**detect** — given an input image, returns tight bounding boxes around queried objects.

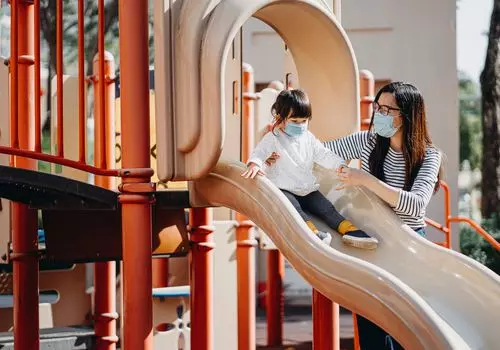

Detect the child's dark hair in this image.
[271,89,312,130]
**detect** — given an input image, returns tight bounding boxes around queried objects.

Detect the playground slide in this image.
[190,161,500,350]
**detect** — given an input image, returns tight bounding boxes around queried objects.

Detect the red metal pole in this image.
[313,290,339,350]
[118,0,153,348]
[353,313,361,350]
[442,182,452,249]
[34,0,41,153]
[56,0,64,157]
[190,208,215,350]
[77,0,86,163]
[11,1,39,348]
[152,258,169,288]
[359,70,374,131]
[236,63,257,350]
[266,250,284,346]
[93,52,118,350]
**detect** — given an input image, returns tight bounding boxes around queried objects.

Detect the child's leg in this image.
[301,191,378,250]
[281,190,330,241]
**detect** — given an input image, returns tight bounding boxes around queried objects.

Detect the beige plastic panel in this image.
[214,29,242,221]
[50,75,89,182]
[155,0,356,181]
[254,87,279,142]
[153,295,190,350]
[213,221,238,349]
[0,64,10,262]
[154,0,223,181]
[254,2,359,141]
[191,161,500,349]
[153,0,175,181]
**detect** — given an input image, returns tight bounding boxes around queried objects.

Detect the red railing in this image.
[425,181,500,251]
[1,0,130,177]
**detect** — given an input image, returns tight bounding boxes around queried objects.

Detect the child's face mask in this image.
[284,119,308,137]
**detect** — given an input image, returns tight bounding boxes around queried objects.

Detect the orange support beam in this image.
[11,1,40,348]
[359,70,375,131]
[190,208,215,350]
[118,0,154,348]
[152,259,169,288]
[93,52,118,350]
[236,63,257,350]
[266,250,284,346]
[313,290,340,350]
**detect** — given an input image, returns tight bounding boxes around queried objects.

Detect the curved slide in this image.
[190,161,500,349]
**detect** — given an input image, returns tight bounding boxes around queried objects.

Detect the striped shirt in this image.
[324,131,442,229]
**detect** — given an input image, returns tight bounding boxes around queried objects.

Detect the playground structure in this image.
[0,0,499,349]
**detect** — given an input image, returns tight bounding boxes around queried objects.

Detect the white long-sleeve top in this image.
[247,129,345,196]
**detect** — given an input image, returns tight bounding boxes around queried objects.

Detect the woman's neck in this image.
[390,131,403,152]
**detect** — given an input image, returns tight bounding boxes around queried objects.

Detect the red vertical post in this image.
[11,1,39,348]
[359,70,375,131]
[152,259,169,288]
[190,208,215,350]
[266,250,284,346]
[313,290,339,350]
[93,52,118,350]
[236,63,257,350]
[118,0,153,348]
[353,312,361,350]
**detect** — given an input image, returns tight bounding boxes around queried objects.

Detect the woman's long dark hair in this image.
[368,82,442,192]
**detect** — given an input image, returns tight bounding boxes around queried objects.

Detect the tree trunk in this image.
[480,0,500,219]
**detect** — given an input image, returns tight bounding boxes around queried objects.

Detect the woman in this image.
[266,82,442,349]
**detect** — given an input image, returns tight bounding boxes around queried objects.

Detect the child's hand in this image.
[241,163,265,179]
[336,167,367,190]
[336,163,347,175]
[265,152,280,166]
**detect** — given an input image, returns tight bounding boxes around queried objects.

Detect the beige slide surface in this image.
[190,161,500,350]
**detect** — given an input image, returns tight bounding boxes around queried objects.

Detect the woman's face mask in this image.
[284,119,308,137]
[373,112,401,138]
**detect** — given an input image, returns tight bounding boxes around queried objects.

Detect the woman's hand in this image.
[265,152,280,166]
[241,162,265,179]
[336,166,368,190]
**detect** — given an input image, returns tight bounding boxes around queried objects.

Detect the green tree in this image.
[460,217,500,274]
[459,72,482,170]
[480,0,500,219]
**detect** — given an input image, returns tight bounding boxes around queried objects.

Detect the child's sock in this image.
[306,220,331,242]
[337,220,359,235]
[306,220,320,234]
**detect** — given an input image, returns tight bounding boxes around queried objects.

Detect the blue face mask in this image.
[284,121,308,137]
[373,112,401,138]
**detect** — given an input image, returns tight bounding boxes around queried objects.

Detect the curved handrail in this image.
[425,180,499,252]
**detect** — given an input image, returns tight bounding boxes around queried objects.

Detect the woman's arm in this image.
[323,131,370,161]
[338,150,442,213]
[312,135,346,170]
[265,131,370,166]
[393,151,442,216]
[337,168,400,206]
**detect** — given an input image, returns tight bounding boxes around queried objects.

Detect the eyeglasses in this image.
[373,102,400,116]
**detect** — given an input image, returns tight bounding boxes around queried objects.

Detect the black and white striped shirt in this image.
[324,131,442,229]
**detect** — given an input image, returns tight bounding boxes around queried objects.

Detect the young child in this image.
[241,89,378,250]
